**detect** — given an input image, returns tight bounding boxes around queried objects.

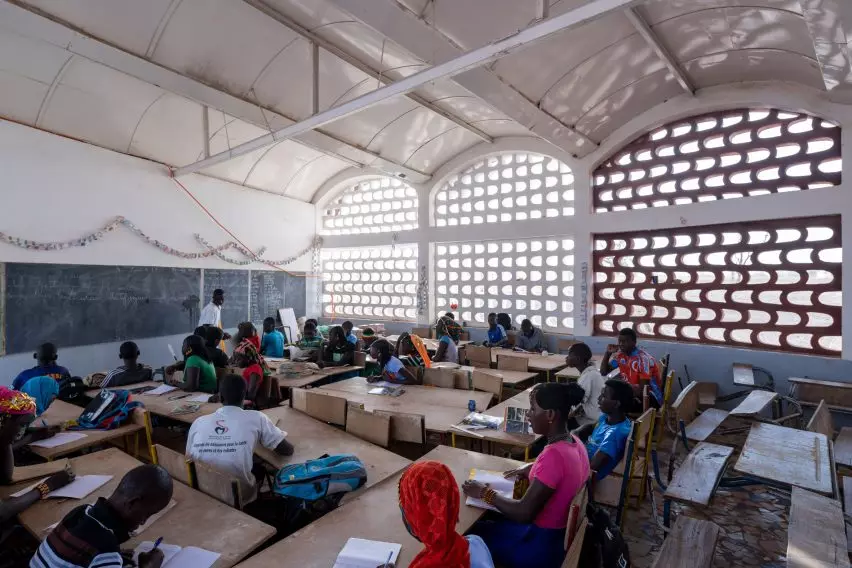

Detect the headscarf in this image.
[20,376,60,416]
[0,386,36,417]
[234,338,269,374]
[398,461,470,568]
[439,316,462,343]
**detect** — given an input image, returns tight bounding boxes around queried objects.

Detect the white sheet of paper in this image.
[12,474,113,500]
[185,394,212,403]
[465,469,515,512]
[29,432,88,448]
[334,538,401,568]
[134,542,220,568]
[146,384,178,396]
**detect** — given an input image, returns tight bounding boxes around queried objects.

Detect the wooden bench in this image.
[664,443,733,525]
[789,377,852,412]
[729,389,778,417]
[787,486,850,567]
[672,382,728,445]
[652,516,720,568]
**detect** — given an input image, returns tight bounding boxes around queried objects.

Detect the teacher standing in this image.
[198,289,231,340]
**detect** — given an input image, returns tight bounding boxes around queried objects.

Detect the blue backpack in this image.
[73,389,141,430]
[273,454,367,502]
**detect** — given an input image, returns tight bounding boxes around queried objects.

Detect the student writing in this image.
[515,319,545,353]
[393,332,425,368]
[319,326,355,368]
[32,464,174,568]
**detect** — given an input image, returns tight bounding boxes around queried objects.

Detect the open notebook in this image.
[334,538,401,568]
[133,542,220,568]
[465,469,515,512]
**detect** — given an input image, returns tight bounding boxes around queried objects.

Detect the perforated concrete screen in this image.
[321,177,418,235]
[321,244,418,321]
[593,109,842,212]
[434,152,574,225]
[435,237,575,332]
[593,216,842,356]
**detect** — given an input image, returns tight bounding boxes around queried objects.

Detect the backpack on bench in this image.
[72,389,141,430]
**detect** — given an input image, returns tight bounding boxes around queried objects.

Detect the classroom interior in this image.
[2,0,852,566]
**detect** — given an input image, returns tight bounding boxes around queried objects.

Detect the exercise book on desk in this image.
[29,432,88,448]
[133,542,220,568]
[11,475,113,499]
[465,469,516,512]
[334,538,401,568]
[146,384,178,396]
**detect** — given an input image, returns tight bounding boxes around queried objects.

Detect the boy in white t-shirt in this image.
[566,343,605,423]
[186,374,293,503]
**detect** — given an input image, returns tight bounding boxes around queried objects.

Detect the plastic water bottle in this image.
[468,399,476,412]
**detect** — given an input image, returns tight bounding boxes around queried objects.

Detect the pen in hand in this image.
[152,537,163,552]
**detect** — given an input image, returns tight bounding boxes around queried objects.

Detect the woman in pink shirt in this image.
[462,383,590,568]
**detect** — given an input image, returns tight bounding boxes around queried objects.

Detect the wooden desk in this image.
[787,486,850,567]
[451,387,540,460]
[554,355,605,381]
[317,378,493,434]
[734,422,832,495]
[728,390,778,417]
[490,349,567,379]
[16,448,275,568]
[235,445,521,568]
[258,406,409,492]
[86,381,222,425]
[273,365,365,390]
[789,377,852,410]
[385,335,473,350]
[31,400,144,461]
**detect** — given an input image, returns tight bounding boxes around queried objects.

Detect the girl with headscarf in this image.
[432,318,459,364]
[20,376,60,416]
[399,461,495,568]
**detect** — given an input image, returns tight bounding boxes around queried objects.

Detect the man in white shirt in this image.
[186,374,294,503]
[566,342,605,423]
[198,288,230,342]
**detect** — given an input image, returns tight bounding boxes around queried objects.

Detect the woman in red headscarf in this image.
[398,461,495,568]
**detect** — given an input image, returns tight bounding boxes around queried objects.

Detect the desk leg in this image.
[451,432,457,448]
[663,498,671,529]
[524,446,530,462]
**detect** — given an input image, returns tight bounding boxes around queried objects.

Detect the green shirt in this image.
[185,355,218,393]
[297,336,324,349]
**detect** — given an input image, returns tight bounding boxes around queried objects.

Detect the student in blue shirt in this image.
[341,321,358,346]
[260,317,285,358]
[12,343,71,390]
[483,312,508,348]
[575,379,633,479]
[366,339,420,385]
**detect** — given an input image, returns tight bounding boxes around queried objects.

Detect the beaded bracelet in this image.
[36,482,50,500]
[482,487,497,506]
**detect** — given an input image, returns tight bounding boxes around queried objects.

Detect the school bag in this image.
[72,389,141,430]
[273,454,367,501]
[57,376,88,403]
[580,503,631,568]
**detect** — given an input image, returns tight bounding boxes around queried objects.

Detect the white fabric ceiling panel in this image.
[541,34,665,127]
[243,140,328,191]
[684,49,825,90]
[403,126,482,173]
[248,36,313,120]
[150,0,302,99]
[363,107,461,166]
[201,146,271,187]
[282,155,353,201]
[0,29,71,124]
[39,57,163,153]
[129,93,204,166]
[207,114,269,155]
[636,0,804,25]
[321,97,420,148]
[21,0,174,57]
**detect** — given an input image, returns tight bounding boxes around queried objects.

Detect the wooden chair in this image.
[557,338,578,353]
[376,410,426,445]
[192,461,242,509]
[807,399,852,469]
[423,367,456,388]
[591,422,636,529]
[672,382,729,450]
[807,400,835,439]
[561,483,590,568]
[655,370,676,445]
[411,327,432,339]
[651,516,720,568]
[345,405,391,447]
[290,388,347,426]
[465,345,493,368]
[129,407,155,463]
[497,354,529,372]
[663,442,734,527]
[473,370,504,403]
[153,443,193,486]
[353,351,367,367]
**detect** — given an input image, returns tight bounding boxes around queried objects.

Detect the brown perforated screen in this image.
[593,216,842,356]
[593,109,841,211]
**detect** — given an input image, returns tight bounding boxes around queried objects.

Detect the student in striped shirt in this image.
[32,464,173,568]
[101,342,152,387]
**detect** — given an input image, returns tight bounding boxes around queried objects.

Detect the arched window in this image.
[593,109,841,212]
[434,152,574,226]
[321,177,418,235]
[321,244,418,321]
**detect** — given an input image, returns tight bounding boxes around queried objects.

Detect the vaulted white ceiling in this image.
[1,0,850,202]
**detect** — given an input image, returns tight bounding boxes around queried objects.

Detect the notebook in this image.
[459,412,503,430]
[333,538,401,568]
[133,542,220,568]
[185,394,212,403]
[503,406,532,435]
[465,469,516,512]
[29,432,88,448]
[11,475,113,499]
[146,384,178,396]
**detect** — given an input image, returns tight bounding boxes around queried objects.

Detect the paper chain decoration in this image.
[0,216,321,267]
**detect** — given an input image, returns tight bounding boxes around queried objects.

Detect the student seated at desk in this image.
[441,313,463,343]
[12,343,71,390]
[166,335,218,393]
[101,342,153,388]
[574,379,633,480]
[399,461,495,568]
[20,376,60,417]
[367,340,420,385]
[341,320,358,346]
[360,327,378,350]
[294,321,324,362]
[32,464,173,568]
[0,387,57,456]
[319,326,355,369]
[187,374,293,504]
[566,343,605,423]
[484,312,509,348]
[463,383,589,568]
[204,326,230,368]
[305,318,324,340]
[432,318,459,364]
[232,337,269,404]
[515,319,545,353]
[260,317,286,358]
[394,332,425,368]
[600,327,662,409]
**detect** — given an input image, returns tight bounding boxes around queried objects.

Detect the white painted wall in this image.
[0,120,316,384]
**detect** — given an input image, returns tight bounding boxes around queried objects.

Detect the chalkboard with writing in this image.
[3,263,201,354]
[202,269,249,329]
[250,270,306,325]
